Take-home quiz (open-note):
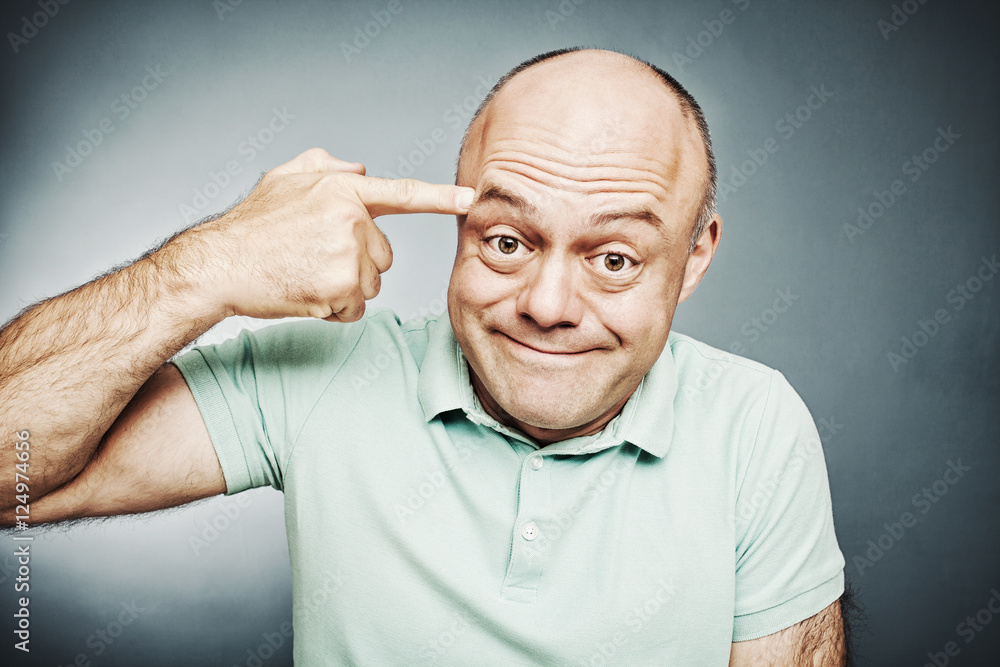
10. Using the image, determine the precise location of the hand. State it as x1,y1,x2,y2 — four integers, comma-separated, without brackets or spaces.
183,147,474,322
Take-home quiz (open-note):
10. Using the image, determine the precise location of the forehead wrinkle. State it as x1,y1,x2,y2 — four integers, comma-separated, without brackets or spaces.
489,131,683,176
468,182,680,248
478,134,685,201
481,155,674,200
478,106,688,179
473,185,662,228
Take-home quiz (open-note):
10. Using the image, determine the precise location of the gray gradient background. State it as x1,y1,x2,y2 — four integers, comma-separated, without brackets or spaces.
1,0,998,665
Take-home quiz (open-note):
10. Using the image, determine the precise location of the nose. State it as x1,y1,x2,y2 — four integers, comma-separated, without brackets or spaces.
515,255,584,329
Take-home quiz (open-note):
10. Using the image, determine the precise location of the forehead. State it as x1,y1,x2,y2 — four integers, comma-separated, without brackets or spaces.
468,181,682,249
461,54,706,228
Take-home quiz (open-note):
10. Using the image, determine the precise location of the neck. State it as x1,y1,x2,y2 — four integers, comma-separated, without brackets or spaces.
468,367,636,445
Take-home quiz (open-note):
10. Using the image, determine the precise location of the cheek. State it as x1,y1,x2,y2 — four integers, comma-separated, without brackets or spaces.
594,282,676,349
450,246,518,310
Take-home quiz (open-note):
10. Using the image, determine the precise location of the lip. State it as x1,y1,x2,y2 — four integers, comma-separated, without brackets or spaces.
498,331,595,355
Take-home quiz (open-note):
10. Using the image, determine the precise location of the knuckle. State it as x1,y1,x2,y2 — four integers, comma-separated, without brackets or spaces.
306,303,333,319
304,146,331,160
363,268,382,297
339,300,365,323
327,270,360,297
379,248,393,272
325,197,361,224
394,178,417,204
326,233,362,261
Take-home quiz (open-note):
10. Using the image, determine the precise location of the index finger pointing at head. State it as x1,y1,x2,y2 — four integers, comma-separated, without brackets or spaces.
355,177,475,218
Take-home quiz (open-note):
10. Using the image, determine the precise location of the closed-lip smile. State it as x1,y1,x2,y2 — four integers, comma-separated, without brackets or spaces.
499,331,594,355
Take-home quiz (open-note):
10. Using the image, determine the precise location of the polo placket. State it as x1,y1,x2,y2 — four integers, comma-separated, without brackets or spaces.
500,445,552,603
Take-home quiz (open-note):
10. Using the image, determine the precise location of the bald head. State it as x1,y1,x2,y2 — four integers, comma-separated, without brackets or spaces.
456,48,717,250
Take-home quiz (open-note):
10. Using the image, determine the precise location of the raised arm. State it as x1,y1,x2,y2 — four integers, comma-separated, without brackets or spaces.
729,600,845,666
0,148,474,526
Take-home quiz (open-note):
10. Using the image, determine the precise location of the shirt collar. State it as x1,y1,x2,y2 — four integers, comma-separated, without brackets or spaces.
417,314,676,458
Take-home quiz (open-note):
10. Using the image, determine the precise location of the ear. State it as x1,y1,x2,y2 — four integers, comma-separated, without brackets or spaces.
677,213,722,304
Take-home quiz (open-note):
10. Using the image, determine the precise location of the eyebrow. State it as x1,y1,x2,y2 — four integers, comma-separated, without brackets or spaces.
473,185,538,216
591,207,665,230
472,185,665,231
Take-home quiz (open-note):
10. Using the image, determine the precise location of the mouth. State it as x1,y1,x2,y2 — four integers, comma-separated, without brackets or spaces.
498,331,596,356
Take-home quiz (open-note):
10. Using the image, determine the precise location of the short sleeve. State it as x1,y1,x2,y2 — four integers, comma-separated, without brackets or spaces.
171,317,367,495
731,371,845,641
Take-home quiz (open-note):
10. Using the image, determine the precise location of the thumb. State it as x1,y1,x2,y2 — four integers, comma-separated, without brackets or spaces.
270,147,366,176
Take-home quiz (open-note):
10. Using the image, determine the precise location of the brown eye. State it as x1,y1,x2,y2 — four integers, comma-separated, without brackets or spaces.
604,253,626,271
497,237,519,254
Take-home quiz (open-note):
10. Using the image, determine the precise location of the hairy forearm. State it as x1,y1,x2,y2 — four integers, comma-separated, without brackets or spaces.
0,235,222,512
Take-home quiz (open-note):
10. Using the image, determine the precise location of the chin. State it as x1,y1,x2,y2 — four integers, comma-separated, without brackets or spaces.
492,380,602,431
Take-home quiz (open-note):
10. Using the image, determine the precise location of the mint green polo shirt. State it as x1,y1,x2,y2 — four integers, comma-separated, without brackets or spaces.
172,309,844,665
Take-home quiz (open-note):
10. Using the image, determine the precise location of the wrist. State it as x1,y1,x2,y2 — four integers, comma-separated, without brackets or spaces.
144,229,230,325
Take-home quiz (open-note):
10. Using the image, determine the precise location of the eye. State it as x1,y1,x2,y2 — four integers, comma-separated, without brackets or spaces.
487,236,525,256
497,237,518,254
597,252,636,273
604,253,627,271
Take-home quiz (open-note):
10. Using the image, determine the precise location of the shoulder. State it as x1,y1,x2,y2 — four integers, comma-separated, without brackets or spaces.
176,309,420,377
667,331,782,402
666,332,814,457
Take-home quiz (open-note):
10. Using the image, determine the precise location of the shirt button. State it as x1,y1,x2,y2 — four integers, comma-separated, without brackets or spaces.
521,522,539,541
529,455,543,470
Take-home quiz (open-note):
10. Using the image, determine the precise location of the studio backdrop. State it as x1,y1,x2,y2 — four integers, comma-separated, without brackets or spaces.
1,0,997,665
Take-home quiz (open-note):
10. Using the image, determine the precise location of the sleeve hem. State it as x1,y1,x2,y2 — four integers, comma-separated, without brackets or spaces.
171,353,255,496
732,569,845,642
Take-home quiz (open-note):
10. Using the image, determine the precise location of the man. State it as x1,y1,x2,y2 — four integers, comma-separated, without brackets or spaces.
0,48,845,664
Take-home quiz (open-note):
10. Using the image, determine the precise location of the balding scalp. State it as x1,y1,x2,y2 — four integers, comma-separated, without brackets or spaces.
455,48,717,250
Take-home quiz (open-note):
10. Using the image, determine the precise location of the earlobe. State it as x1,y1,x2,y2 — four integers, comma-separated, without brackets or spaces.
677,214,722,304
